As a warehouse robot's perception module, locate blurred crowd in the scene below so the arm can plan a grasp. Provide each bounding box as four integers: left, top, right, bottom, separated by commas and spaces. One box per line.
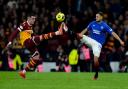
0, 0, 128, 72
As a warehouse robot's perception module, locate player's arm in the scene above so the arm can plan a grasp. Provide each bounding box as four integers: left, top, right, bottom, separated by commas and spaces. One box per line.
78, 24, 90, 39
104, 22, 124, 46
81, 28, 87, 35
112, 32, 124, 46
7, 25, 23, 48
81, 21, 93, 35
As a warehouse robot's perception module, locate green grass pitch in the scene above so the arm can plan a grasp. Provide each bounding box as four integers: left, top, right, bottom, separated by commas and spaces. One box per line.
0, 72, 128, 89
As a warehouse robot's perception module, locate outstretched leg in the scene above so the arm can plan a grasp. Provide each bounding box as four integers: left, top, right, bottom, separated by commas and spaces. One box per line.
19, 24, 64, 78
62, 23, 101, 80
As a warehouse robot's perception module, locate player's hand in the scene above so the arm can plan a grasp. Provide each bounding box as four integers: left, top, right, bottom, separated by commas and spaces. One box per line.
6, 42, 12, 49
120, 41, 125, 46
77, 33, 83, 39
2, 42, 12, 54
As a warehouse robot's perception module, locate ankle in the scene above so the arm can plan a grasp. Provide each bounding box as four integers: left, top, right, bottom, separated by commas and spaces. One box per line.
22, 70, 26, 73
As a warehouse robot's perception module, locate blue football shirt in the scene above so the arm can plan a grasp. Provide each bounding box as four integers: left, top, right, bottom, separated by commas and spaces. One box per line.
87, 21, 113, 45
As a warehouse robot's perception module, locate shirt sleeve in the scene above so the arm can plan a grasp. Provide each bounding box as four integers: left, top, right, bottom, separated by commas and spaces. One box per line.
9, 24, 24, 42
104, 23, 113, 34
17, 25, 24, 32
87, 22, 93, 30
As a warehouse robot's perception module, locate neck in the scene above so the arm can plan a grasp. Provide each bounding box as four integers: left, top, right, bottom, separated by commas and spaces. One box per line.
27, 21, 31, 26
97, 20, 102, 23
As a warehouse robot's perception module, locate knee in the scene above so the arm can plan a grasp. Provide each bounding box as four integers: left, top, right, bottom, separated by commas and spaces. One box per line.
31, 51, 40, 60
32, 36, 40, 45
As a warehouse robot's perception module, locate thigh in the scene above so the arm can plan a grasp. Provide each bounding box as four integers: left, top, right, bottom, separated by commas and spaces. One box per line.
24, 38, 37, 52
80, 35, 94, 48
92, 44, 101, 57
81, 35, 102, 57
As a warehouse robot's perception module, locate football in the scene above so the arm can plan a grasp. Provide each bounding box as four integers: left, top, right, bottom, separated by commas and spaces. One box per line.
56, 12, 65, 22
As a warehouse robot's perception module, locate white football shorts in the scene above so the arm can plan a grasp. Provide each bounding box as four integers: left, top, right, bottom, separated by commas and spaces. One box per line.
80, 35, 102, 57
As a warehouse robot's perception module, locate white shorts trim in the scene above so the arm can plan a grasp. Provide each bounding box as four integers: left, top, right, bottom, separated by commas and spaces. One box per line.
80, 35, 102, 57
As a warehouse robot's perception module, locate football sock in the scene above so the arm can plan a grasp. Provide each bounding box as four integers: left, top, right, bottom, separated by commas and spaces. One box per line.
41, 32, 55, 40
22, 69, 26, 73
94, 67, 99, 78
25, 59, 38, 71
94, 62, 99, 79
67, 30, 78, 39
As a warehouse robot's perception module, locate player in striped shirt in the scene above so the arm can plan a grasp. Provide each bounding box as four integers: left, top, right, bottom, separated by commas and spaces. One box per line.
6, 13, 64, 78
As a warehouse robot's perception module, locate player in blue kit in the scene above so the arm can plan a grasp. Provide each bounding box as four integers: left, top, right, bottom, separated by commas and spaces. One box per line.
78, 12, 124, 80
61, 12, 124, 80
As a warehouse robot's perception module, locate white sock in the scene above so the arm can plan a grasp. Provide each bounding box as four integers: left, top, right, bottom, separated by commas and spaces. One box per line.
22, 70, 26, 73
63, 25, 68, 32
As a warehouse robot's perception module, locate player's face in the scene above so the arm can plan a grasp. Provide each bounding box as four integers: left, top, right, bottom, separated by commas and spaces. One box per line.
96, 14, 103, 22
28, 16, 36, 25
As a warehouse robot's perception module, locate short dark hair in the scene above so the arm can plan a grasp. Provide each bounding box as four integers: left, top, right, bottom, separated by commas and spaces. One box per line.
97, 12, 104, 17
27, 12, 36, 17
